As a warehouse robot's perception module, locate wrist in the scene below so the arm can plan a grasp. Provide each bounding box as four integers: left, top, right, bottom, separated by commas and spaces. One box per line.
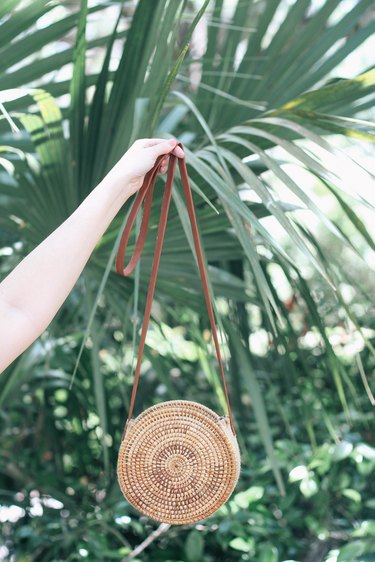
97, 172, 133, 205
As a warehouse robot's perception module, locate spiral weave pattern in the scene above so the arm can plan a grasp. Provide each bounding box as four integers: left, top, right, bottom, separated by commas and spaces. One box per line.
117, 400, 241, 524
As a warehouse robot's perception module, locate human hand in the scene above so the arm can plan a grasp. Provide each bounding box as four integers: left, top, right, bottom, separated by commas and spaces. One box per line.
103, 138, 185, 198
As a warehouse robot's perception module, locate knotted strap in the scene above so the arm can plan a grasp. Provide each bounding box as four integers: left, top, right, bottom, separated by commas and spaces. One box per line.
116, 141, 235, 436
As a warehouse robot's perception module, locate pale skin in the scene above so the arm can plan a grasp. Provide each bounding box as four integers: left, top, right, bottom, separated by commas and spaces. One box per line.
0, 138, 185, 374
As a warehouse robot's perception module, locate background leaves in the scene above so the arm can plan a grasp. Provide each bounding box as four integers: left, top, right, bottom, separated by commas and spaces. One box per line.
0, 0, 374, 560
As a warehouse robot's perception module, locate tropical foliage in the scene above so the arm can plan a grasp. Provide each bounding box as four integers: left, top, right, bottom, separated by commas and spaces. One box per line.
0, 0, 374, 560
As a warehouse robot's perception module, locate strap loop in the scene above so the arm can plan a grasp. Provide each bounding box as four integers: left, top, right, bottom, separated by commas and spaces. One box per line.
116, 142, 236, 436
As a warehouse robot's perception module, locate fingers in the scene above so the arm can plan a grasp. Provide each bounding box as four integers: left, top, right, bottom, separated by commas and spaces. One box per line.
138, 138, 170, 148
139, 138, 175, 152
157, 145, 187, 174
135, 138, 185, 176
172, 145, 185, 158
143, 138, 185, 159
158, 156, 168, 174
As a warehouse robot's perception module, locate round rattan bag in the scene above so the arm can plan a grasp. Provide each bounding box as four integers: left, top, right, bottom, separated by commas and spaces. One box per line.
117, 400, 241, 524
115, 144, 241, 524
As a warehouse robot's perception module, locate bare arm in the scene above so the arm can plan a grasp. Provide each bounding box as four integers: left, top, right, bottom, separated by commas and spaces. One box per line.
0, 138, 184, 373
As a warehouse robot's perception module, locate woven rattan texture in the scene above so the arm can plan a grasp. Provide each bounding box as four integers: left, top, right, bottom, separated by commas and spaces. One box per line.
117, 400, 241, 524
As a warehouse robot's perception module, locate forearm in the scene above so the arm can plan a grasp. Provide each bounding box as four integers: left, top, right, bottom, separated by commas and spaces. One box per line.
0, 175, 131, 338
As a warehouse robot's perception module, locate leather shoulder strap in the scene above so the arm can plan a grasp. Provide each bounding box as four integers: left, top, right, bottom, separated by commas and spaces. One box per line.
116, 141, 236, 436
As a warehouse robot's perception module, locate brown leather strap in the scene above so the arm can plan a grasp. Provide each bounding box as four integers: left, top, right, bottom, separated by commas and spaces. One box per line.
116, 141, 235, 436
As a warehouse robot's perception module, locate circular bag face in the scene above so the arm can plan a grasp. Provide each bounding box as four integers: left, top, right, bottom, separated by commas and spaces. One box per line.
117, 400, 241, 525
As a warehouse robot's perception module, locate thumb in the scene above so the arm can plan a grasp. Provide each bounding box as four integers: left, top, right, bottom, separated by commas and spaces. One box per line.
149, 138, 177, 157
